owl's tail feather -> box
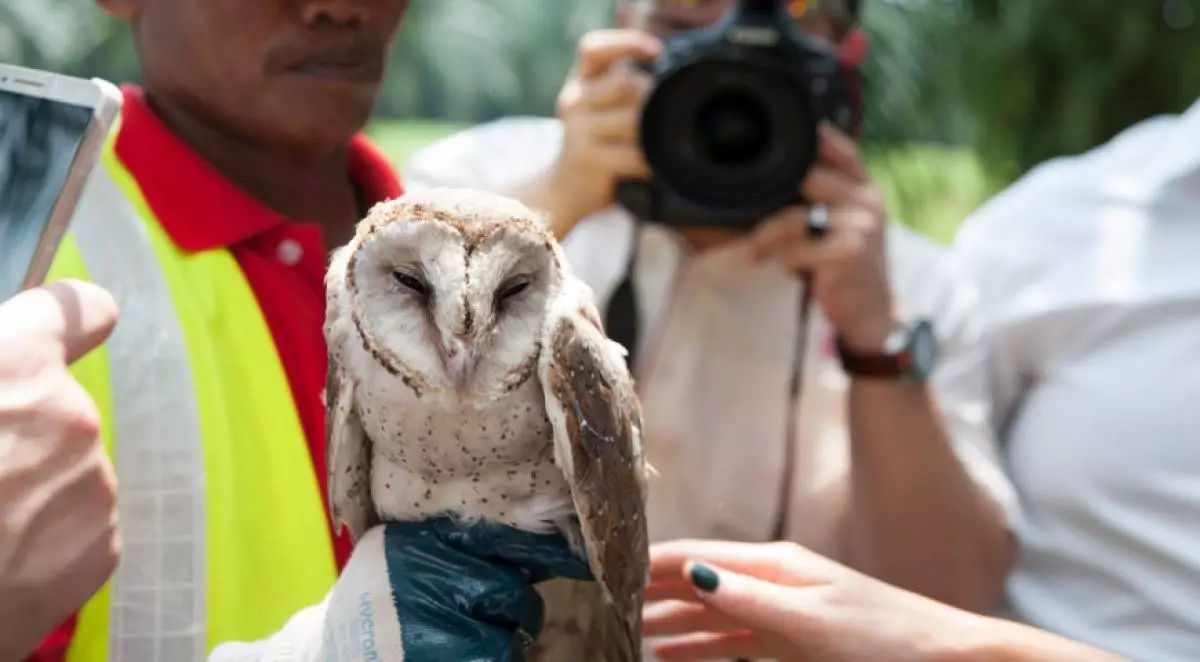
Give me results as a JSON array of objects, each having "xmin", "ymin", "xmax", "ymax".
[{"xmin": 595, "ymin": 600, "xmax": 641, "ymax": 662}]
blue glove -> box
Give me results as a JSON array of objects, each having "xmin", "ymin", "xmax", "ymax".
[
  {"xmin": 241, "ymin": 518, "xmax": 589, "ymax": 662},
  {"xmin": 208, "ymin": 519, "xmax": 594, "ymax": 662},
  {"xmin": 382, "ymin": 518, "xmax": 595, "ymax": 660}
]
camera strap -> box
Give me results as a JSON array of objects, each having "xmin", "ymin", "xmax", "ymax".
[
  {"xmin": 770, "ymin": 277, "xmax": 815, "ymax": 541},
  {"xmin": 602, "ymin": 227, "xmax": 643, "ymax": 371}
]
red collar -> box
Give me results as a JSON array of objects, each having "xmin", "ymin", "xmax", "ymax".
[{"xmin": 114, "ymin": 85, "xmax": 403, "ymax": 253}]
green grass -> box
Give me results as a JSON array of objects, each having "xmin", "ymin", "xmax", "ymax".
[
  {"xmin": 366, "ymin": 118, "xmax": 469, "ymax": 165},
  {"xmin": 366, "ymin": 118, "xmax": 994, "ymax": 244}
]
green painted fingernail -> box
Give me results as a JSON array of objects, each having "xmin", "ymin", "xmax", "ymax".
[{"xmin": 688, "ymin": 563, "xmax": 719, "ymax": 593}]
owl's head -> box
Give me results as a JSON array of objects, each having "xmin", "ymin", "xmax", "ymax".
[{"xmin": 330, "ymin": 187, "xmax": 569, "ymax": 400}]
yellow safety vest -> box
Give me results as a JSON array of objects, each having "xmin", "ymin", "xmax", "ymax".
[{"xmin": 46, "ymin": 126, "xmax": 338, "ymax": 662}]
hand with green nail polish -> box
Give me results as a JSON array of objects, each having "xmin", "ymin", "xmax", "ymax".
[{"xmin": 643, "ymin": 539, "xmax": 1127, "ymax": 662}]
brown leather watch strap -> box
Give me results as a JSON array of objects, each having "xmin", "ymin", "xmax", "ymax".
[{"xmin": 835, "ymin": 334, "xmax": 911, "ymax": 378}]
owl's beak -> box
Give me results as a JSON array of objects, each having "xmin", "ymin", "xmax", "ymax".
[{"xmin": 442, "ymin": 335, "xmax": 477, "ymax": 388}]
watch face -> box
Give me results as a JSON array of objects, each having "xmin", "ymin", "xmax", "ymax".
[{"xmin": 907, "ymin": 320, "xmax": 939, "ymax": 379}]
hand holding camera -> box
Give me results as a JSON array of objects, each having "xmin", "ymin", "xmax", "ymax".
[
  {"xmin": 616, "ymin": 0, "xmax": 862, "ymax": 229},
  {"xmin": 548, "ymin": 29, "xmax": 662, "ymax": 234},
  {"xmin": 747, "ymin": 122, "xmax": 897, "ymax": 353},
  {"xmin": 601, "ymin": 0, "xmax": 897, "ymax": 352}
]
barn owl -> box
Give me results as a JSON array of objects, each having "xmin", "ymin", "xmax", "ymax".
[{"xmin": 323, "ymin": 187, "xmax": 650, "ymax": 661}]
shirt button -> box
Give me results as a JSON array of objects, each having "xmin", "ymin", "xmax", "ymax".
[{"xmin": 277, "ymin": 239, "xmax": 303, "ymax": 266}]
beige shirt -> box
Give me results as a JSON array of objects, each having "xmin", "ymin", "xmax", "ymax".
[{"xmin": 403, "ymin": 116, "xmax": 1019, "ymax": 559}]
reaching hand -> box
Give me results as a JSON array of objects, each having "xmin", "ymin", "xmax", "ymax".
[
  {"xmin": 643, "ymin": 537, "xmax": 979, "ymax": 662},
  {"xmin": 644, "ymin": 539, "xmax": 1126, "ymax": 662},
  {"xmin": 0, "ymin": 280, "xmax": 120, "ymax": 660},
  {"xmin": 646, "ymin": 539, "xmax": 973, "ymax": 661}
]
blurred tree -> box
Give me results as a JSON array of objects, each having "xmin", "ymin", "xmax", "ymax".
[
  {"xmin": 375, "ymin": 0, "xmax": 621, "ymax": 121},
  {"xmin": 956, "ymin": 0, "xmax": 1200, "ymax": 181},
  {"xmin": 858, "ymin": 0, "xmax": 977, "ymax": 146},
  {"xmin": 0, "ymin": 0, "xmax": 138, "ymax": 83}
]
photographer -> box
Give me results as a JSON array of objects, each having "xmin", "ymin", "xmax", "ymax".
[
  {"xmin": 405, "ymin": 0, "xmax": 1017, "ymax": 624},
  {"xmin": 0, "ymin": 280, "xmax": 120, "ymax": 660}
]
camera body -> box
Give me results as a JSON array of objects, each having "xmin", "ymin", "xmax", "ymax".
[{"xmin": 616, "ymin": 0, "xmax": 860, "ymax": 232}]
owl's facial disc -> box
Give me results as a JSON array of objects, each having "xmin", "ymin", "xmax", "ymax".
[{"xmin": 350, "ymin": 203, "xmax": 563, "ymax": 398}]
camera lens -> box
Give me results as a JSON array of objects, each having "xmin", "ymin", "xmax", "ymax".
[
  {"xmin": 641, "ymin": 56, "xmax": 818, "ymax": 217},
  {"xmin": 696, "ymin": 92, "xmax": 769, "ymax": 167}
]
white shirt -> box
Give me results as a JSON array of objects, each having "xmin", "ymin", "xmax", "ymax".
[
  {"xmin": 403, "ymin": 115, "xmax": 1017, "ymax": 560},
  {"xmin": 953, "ymin": 97, "xmax": 1200, "ymax": 662}
]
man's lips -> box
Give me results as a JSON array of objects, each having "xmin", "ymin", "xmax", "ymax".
[{"xmin": 286, "ymin": 49, "xmax": 384, "ymax": 83}]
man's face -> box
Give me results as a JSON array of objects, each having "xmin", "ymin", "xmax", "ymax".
[
  {"xmin": 621, "ymin": 0, "xmax": 844, "ymax": 46},
  {"xmin": 106, "ymin": 0, "xmax": 410, "ymax": 151}
]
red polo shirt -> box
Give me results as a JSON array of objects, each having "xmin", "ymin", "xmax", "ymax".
[{"xmin": 28, "ymin": 85, "xmax": 402, "ymax": 661}]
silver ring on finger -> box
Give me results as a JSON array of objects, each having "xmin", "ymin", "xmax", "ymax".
[{"xmin": 807, "ymin": 203, "xmax": 830, "ymax": 239}]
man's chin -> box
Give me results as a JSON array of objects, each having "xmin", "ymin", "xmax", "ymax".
[{"xmin": 262, "ymin": 100, "xmax": 377, "ymax": 150}]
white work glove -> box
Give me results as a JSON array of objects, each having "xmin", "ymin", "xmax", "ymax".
[{"xmin": 208, "ymin": 524, "xmax": 400, "ymax": 662}]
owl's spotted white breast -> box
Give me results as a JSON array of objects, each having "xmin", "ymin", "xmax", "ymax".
[{"xmin": 323, "ymin": 187, "xmax": 650, "ymax": 661}]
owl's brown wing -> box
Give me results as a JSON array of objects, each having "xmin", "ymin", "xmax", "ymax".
[
  {"xmin": 539, "ymin": 300, "xmax": 650, "ymax": 661},
  {"xmin": 326, "ymin": 359, "xmax": 379, "ymax": 543}
]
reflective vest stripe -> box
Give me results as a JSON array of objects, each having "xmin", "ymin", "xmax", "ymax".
[
  {"xmin": 50, "ymin": 130, "xmax": 337, "ymax": 661},
  {"xmin": 128, "ymin": 160, "xmax": 337, "ymax": 651},
  {"xmin": 60, "ymin": 142, "xmax": 208, "ymax": 662},
  {"xmin": 46, "ymin": 235, "xmax": 117, "ymax": 662}
]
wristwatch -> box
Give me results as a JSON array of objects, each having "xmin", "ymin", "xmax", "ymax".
[{"xmin": 835, "ymin": 319, "xmax": 939, "ymax": 381}]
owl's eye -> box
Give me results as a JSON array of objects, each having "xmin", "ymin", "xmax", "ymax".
[
  {"xmin": 393, "ymin": 270, "xmax": 430, "ymax": 297},
  {"xmin": 497, "ymin": 278, "xmax": 530, "ymax": 303}
]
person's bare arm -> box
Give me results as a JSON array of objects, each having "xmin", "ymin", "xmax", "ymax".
[
  {"xmin": 748, "ymin": 125, "xmax": 1013, "ymax": 612},
  {"xmin": 943, "ymin": 616, "xmax": 1126, "ymax": 662},
  {"xmin": 843, "ymin": 231, "xmax": 1016, "ymax": 613},
  {"xmin": 843, "ymin": 378, "xmax": 1014, "ymax": 612},
  {"xmin": 505, "ymin": 167, "xmax": 592, "ymax": 242}
]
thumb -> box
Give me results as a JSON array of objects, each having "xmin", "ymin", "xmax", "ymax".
[
  {"xmin": 683, "ymin": 561, "xmax": 804, "ymax": 637},
  {"xmin": 0, "ymin": 280, "xmax": 118, "ymax": 365}
]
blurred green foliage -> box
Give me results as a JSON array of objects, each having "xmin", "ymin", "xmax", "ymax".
[
  {"xmin": 3, "ymin": 0, "xmax": 1197, "ymax": 240},
  {"xmin": 364, "ymin": 119, "xmax": 470, "ymax": 164},
  {"xmin": 955, "ymin": 0, "xmax": 1200, "ymax": 180}
]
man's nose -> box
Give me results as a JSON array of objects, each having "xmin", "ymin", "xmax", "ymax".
[{"xmin": 301, "ymin": 0, "xmax": 369, "ymax": 27}]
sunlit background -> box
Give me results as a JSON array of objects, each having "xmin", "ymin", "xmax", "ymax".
[{"xmin": 4, "ymin": 0, "xmax": 1198, "ymax": 242}]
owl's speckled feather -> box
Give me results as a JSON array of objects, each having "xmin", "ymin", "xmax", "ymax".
[{"xmin": 324, "ymin": 187, "xmax": 650, "ymax": 661}]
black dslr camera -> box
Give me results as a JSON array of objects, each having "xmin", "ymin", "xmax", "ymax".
[{"xmin": 616, "ymin": 0, "xmax": 861, "ymax": 232}]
